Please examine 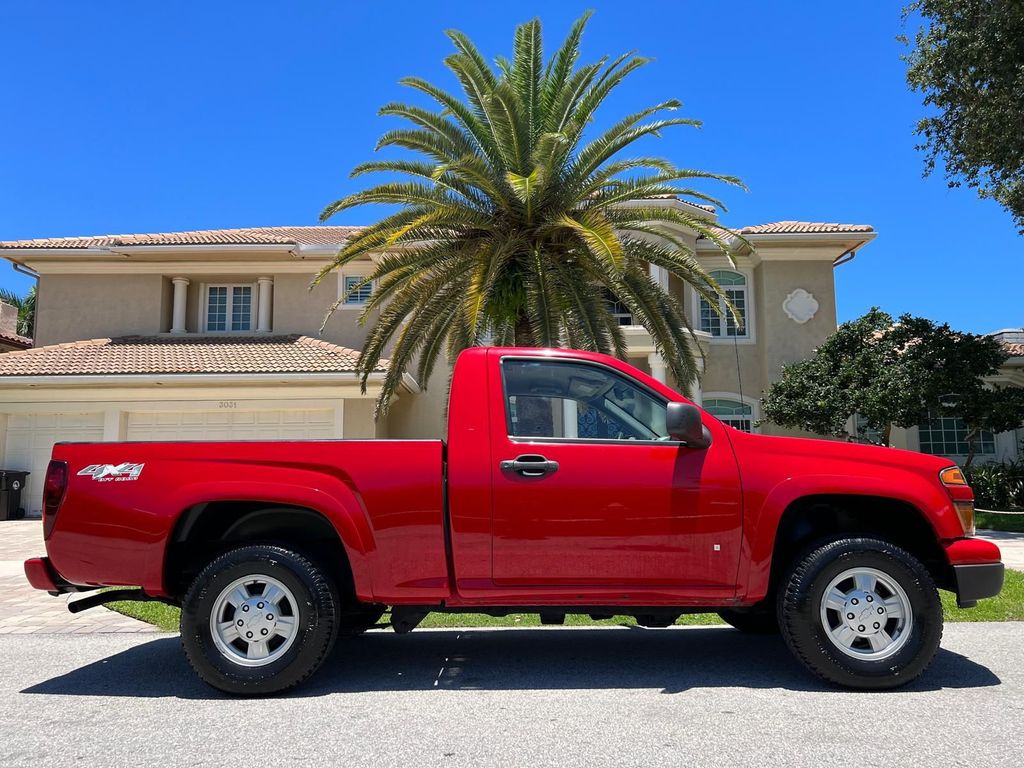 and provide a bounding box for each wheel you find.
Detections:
[718,606,779,634]
[181,544,339,696]
[337,603,387,636]
[778,537,942,690]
